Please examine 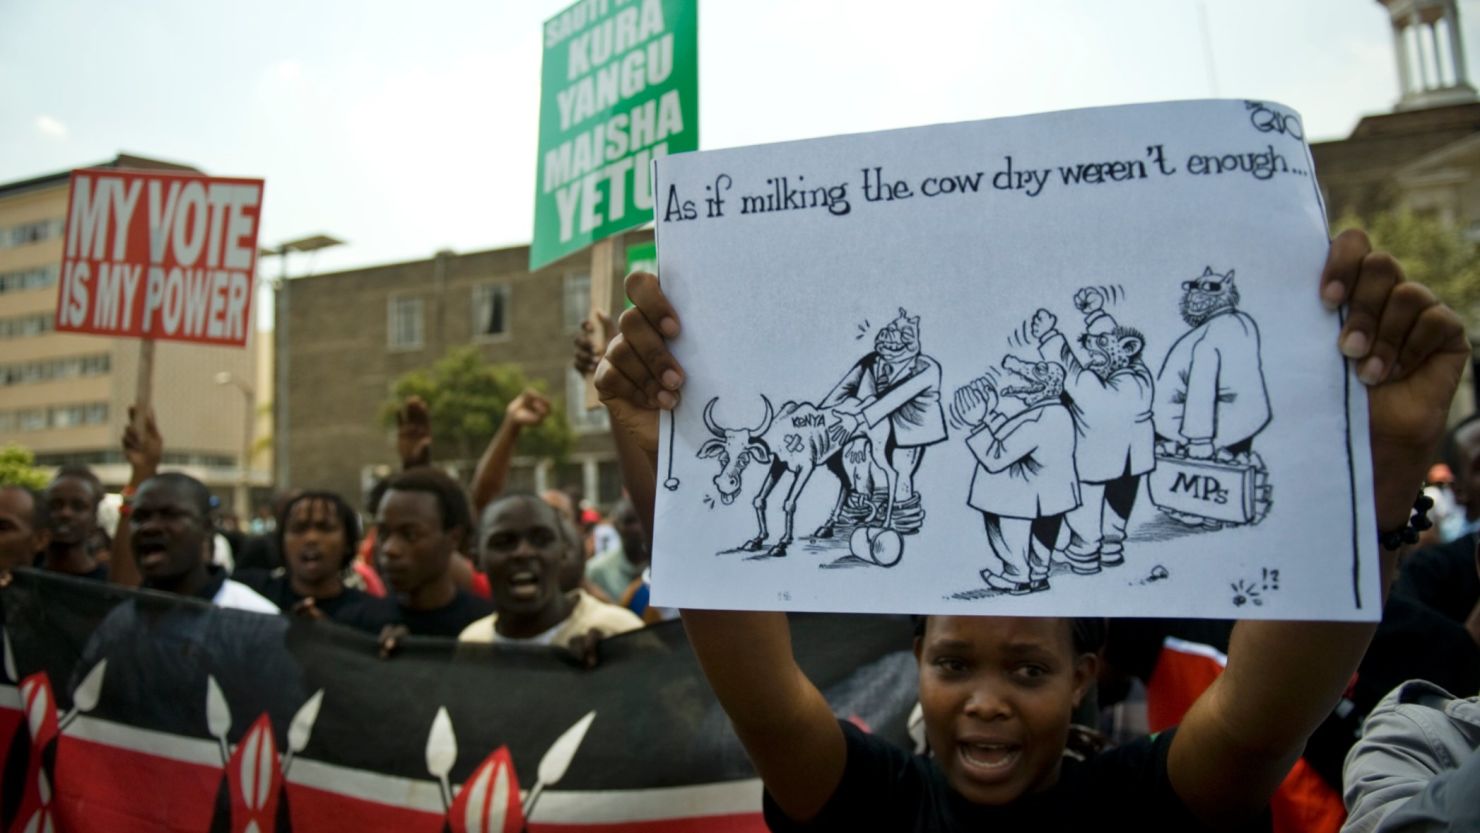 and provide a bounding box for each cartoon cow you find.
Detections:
[699,396,894,557]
